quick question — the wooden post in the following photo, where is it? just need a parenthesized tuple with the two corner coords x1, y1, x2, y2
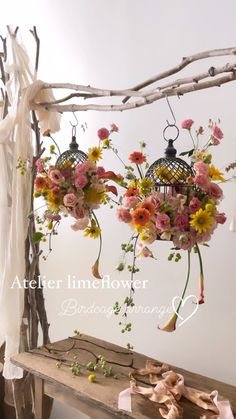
(34, 377, 44, 419)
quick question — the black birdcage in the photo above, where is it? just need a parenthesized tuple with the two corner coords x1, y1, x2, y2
(145, 124, 194, 194)
(55, 124, 87, 169)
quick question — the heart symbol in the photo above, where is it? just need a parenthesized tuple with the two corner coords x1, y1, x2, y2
(172, 295, 199, 327)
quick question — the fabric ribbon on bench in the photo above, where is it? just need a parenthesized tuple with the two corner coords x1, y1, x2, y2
(118, 360, 234, 418)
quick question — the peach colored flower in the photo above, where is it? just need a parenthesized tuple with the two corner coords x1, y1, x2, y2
(71, 216, 89, 231)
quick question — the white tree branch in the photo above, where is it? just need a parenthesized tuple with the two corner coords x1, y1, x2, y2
(31, 47, 236, 113)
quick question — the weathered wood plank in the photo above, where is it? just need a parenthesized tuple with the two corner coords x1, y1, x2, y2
(35, 377, 43, 419)
(11, 335, 236, 419)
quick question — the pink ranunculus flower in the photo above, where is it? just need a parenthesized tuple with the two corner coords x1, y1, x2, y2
(75, 160, 96, 175)
(74, 174, 88, 189)
(116, 208, 132, 223)
(213, 125, 223, 140)
(155, 213, 170, 232)
(207, 182, 223, 200)
(63, 193, 78, 208)
(149, 194, 163, 210)
(122, 196, 138, 209)
(193, 161, 209, 176)
(51, 214, 61, 221)
(195, 230, 213, 244)
(35, 158, 45, 173)
(72, 205, 86, 219)
(216, 212, 227, 224)
(189, 197, 201, 213)
(181, 119, 194, 130)
(97, 127, 110, 140)
(110, 123, 119, 132)
(173, 231, 196, 250)
(211, 136, 220, 146)
(193, 173, 209, 189)
(49, 169, 65, 185)
(174, 213, 189, 230)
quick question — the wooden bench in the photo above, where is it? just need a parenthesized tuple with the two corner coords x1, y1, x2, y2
(11, 334, 236, 418)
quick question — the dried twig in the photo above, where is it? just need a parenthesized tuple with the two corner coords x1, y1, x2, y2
(30, 26, 40, 73)
(69, 336, 132, 355)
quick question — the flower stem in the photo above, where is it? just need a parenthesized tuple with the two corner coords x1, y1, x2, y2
(92, 211, 102, 261)
(111, 148, 127, 168)
(189, 130, 196, 150)
(49, 134, 61, 156)
(136, 164, 143, 179)
(195, 244, 204, 304)
(176, 250, 191, 313)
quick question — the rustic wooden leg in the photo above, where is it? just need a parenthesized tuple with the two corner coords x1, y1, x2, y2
(34, 377, 43, 419)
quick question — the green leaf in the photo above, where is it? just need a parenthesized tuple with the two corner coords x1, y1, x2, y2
(32, 232, 45, 243)
(179, 148, 194, 157)
(202, 243, 210, 247)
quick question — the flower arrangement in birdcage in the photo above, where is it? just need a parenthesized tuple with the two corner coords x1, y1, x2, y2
(33, 127, 123, 277)
(97, 119, 227, 333)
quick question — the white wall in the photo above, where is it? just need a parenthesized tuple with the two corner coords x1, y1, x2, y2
(2, 1, 236, 417)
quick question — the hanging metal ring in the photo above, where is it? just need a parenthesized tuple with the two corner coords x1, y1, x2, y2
(163, 124, 179, 143)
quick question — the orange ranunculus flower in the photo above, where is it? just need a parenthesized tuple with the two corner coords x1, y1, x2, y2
(129, 151, 146, 165)
(34, 176, 47, 190)
(132, 207, 150, 226)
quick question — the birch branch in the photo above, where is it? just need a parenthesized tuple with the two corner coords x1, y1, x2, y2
(122, 46, 236, 103)
(31, 46, 236, 113)
(33, 72, 236, 113)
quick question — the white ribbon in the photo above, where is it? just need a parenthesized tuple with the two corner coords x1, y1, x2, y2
(0, 32, 60, 379)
